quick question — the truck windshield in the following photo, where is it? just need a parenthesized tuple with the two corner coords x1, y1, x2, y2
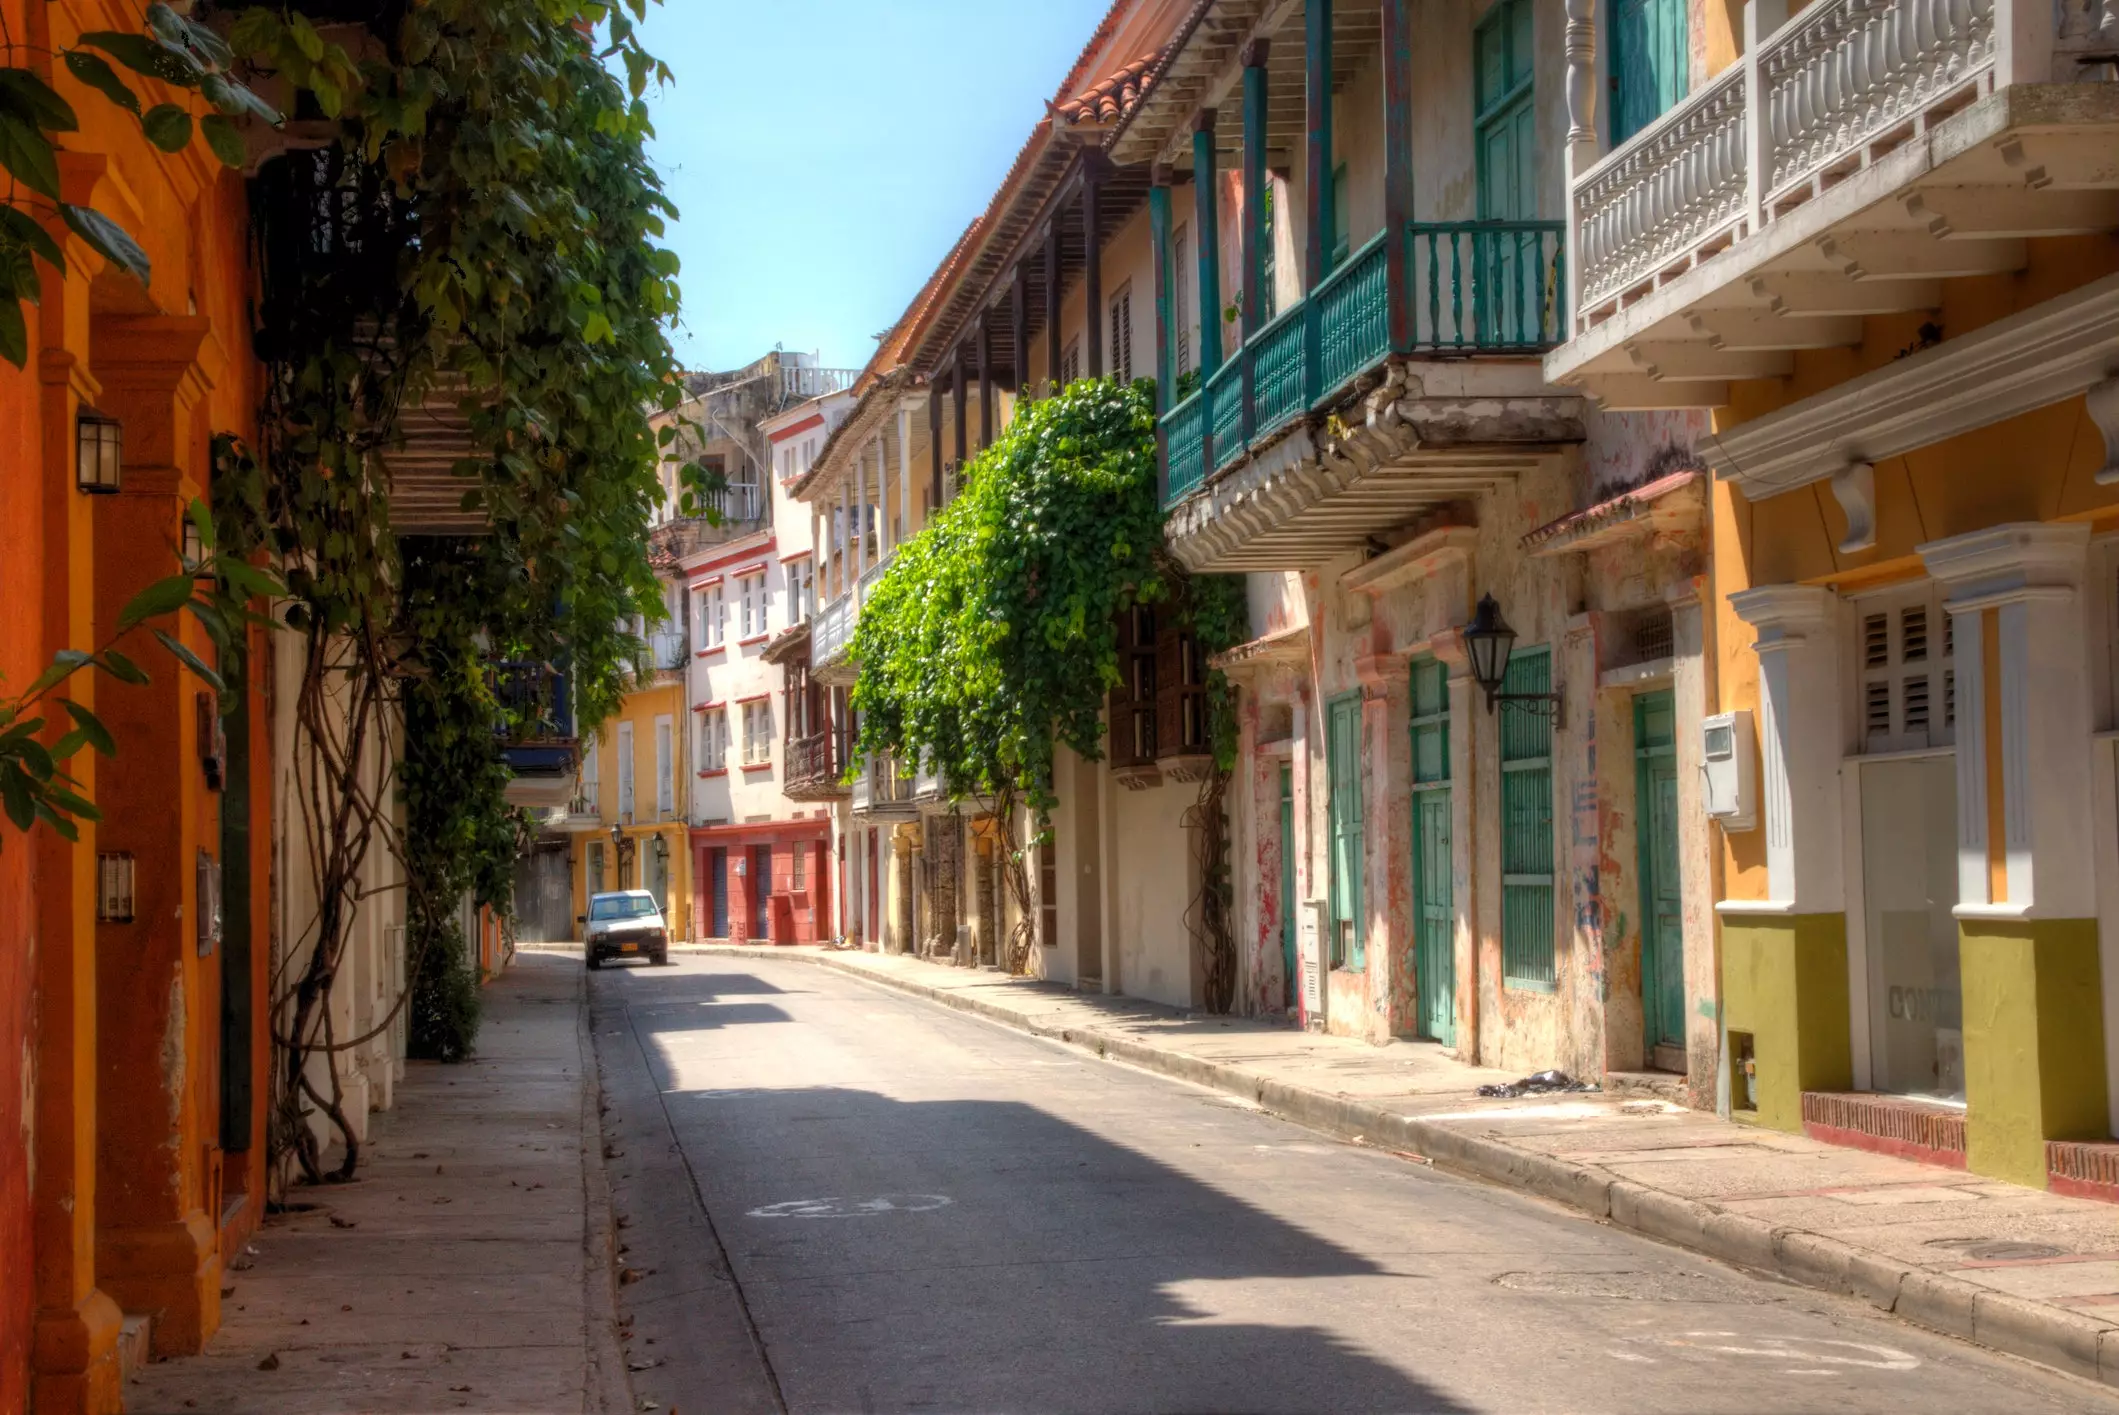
(590, 896, 658, 921)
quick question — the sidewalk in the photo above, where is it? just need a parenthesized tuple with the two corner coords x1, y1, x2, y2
(696, 942, 2119, 1391)
(128, 953, 628, 1414)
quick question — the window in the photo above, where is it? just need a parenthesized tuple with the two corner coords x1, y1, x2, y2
(1475, 0, 1537, 223)
(792, 844, 807, 892)
(1109, 283, 1134, 385)
(698, 708, 728, 772)
(788, 560, 814, 622)
(1173, 223, 1193, 378)
(1111, 605, 1158, 766)
(737, 574, 767, 639)
(1327, 694, 1365, 970)
(1500, 647, 1555, 990)
(1038, 836, 1058, 949)
(587, 841, 606, 896)
(616, 722, 636, 821)
(654, 715, 674, 817)
(1857, 587, 1955, 754)
(696, 584, 724, 650)
(1610, 0, 1689, 146)
(726, 463, 762, 522)
(742, 700, 773, 766)
(580, 736, 600, 802)
(1330, 163, 1350, 271)
(1061, 336, 1082, 389)
(1410, 658, 1454, 1043)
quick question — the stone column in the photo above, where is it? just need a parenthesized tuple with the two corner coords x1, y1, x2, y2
(1922, 523, 2108, 1186)
(89, 314, 223, 1358)
(1355, 651, 1414, 1041)
(1719, 585, 1851, 1132)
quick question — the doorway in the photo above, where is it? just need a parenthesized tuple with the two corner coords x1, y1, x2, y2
(1279, 763, 1296, 1009)
(752, 845, 774, 942)
(1635, 690, 1685, 1062)
(708, 846, 728, 938)
(1860, 755, 1963, 1102)
(1411, 659, 1453, 1044)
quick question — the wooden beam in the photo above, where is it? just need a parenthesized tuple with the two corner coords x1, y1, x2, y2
(1241, 38, 1269, 444)
(1045, 220, 1063, 394)
(1305, 0, 1335, 292)
(977, 312, 993, 448)
(929, 370, 944, 509)
(1151, 165, 1174, 503)
(1011, 263, 1028, 400)
(1382, 0, 1413, 351)
(952, 342, 968, 471)
(1192, 109, 1223, 383)
(1084, 164, 1105, 379)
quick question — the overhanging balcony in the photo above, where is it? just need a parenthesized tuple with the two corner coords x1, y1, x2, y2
(1162, 222, 1585, 573)
(1549, 0, 2119, 409)
(850, 753, 918, 818)
(784, 730, 849, 802)
(811, 553, 893, 686)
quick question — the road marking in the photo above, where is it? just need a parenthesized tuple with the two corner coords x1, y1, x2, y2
(1664, 1334, 1919, 1371)
(746, 1195, 954, 1219)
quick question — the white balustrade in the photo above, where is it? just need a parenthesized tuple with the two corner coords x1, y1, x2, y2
(814, 591, 855, 666)
(1572, 0, 2015, 326)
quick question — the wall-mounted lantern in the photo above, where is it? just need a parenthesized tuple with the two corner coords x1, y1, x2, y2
(96, 852, 136, 923)
(1462, 593, 1564, 719)
(76, 410, 122, 494)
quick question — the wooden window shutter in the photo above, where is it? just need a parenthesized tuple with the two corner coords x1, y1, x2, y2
(1154, 616, 1183, 760)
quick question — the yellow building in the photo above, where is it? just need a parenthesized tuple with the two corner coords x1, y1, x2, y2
(1547, 0, 2119, 1193)
(565, 646, 694, 940)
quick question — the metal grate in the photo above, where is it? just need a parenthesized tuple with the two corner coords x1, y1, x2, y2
(1633, 609, 1674, 663)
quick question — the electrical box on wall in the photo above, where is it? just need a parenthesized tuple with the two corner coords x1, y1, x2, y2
(1298, 899, 1326, 1031)
(1702, 710, 1757, 832)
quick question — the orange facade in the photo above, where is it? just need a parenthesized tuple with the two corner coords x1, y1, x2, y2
(1, 3, 273, 1409)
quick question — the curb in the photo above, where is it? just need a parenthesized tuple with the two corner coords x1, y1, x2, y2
(693, 944, 2119, 1391)
(572, 965, 635, 1415)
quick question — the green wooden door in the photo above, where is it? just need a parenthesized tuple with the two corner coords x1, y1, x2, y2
(1500, 648, 1555, 991)
(1475, 0, 1538, 345)
(1410, 660, 1453, 1044)
(1635, 691, 1685, 1052)
(1327, 694, 1365, 971)
(1279, 763, 1297, 1008)
(1611, 0, 1689, 146)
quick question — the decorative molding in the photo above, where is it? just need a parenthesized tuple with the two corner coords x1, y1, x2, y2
(1918, 521, 2090, 613)
(1830, 461, 1876, 554)
(2089, 377, 2119, 486)
(1705, 272, 2119, 496)
(1564, 0, 1597, 147)
(1339, 524, 1478, 595)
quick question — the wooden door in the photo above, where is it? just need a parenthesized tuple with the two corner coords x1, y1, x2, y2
(1611, 0, 1689, 146)
(1279, 764, 1296, 1008)
(1326, 694, 1365, 970)
(1635, 691, 1685, 1053)
(708, 847, 728, 937)
(1474, 0, 1538, 343)
(1409, 659, 1453, 1044)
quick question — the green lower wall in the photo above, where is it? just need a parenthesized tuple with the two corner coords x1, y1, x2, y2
(1719, 911, 1852, 1133)
(1962, 917, 2109, 1188)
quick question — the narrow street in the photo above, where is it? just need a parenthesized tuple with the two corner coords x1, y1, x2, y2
(591, 954, 2118, 1415)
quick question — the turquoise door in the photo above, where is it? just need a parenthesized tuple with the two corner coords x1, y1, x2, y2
(1474, 0, 1539, 343)
(1635, 691, 1685, 1052)
(1327, 694, 1365, 971)
(1279, 764, 1297, 1008)
(1611, 0, 1689, 146)
(1410, 660, 1453, 1044)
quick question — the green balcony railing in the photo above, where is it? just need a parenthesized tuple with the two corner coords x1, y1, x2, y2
(1313, 231, 1392, 403)
(1165, 390, 1206, 501)
(1251, 302, 1310, 438)
(1409, 221, 1565, 353)
(1159, 221, 1564, 507)
(1206, 358, 1245, 474)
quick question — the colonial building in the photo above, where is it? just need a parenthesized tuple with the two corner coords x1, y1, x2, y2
(1546, 0, 2119, 1189)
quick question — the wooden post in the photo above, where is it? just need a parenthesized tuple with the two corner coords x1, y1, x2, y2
(928, 374, 944, 513)
(1010, 263, 1028, 407)
(896, 402, 913, 541)
(1192, 111, 1222, 381)
(1044, 221, 1063, 392)
(1305, 0, 1335, 292)
(952, 342, 968, 472)
(1383, 0, 1414, 352)
(1083, 164, 1104, 379)
(1151, 165, 1173, 502)
(977, 312, 993, 448)
(1241, 39, 1269, 442)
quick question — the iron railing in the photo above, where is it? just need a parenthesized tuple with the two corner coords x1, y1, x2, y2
(1158, 222, 1563, 507)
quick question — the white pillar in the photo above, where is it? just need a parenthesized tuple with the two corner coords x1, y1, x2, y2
(1725, 585, 1844, 911)
(897, 404, 914, 544)
(853, 444, 868, 587)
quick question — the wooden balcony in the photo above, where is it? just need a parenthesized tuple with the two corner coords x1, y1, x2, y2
(1549, 0, 2119, 410)
(783, 731, 849, 802)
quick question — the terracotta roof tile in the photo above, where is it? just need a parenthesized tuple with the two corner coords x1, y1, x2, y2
(1054, 51, 1163, 128)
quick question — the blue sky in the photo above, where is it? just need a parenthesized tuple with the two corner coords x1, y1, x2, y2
(636, 1, 1111, 376)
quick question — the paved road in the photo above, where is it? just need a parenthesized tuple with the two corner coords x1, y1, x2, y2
(591, 953, 2119, 1415)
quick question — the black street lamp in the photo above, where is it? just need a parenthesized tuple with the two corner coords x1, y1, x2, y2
(1462, 593, 1563, 719)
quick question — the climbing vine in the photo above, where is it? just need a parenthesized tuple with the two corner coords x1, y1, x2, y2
(851, 377, 1250, 996)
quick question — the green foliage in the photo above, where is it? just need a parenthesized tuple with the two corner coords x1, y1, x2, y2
(850, 378, 1168, 820)
(406, 914, 482, 1064)
(0, 4, 338, 366)
(0, 494, 279, 847)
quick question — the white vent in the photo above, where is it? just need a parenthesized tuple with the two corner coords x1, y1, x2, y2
(1857, 586, 1954, 754)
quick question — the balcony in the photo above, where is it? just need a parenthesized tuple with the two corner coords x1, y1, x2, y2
(1163, 222, 1582, 573)
(849, 753, 918, 817)
(491, 661, 579, 809)
(1549, 0, 2119, 411)
(565, 791, 599, 826)
(810, 551, 895, 686)
(783, 731, 849, 802)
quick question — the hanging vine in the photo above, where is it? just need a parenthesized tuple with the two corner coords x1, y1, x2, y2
(850, 377, 1249, 995)
(211, 0, 700, 1189)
